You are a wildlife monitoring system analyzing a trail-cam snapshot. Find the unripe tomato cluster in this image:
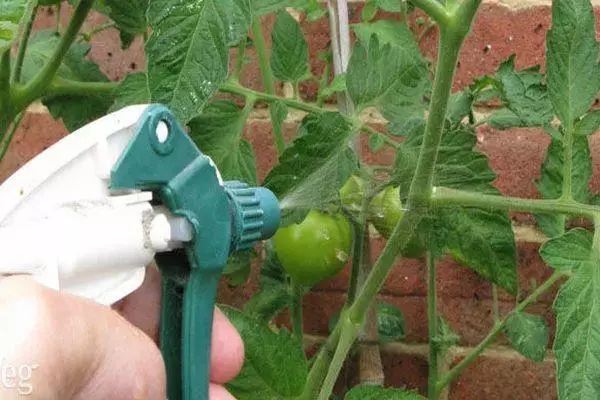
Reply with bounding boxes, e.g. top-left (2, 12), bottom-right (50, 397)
top-left (273, 175), bottom-right (422, 287)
